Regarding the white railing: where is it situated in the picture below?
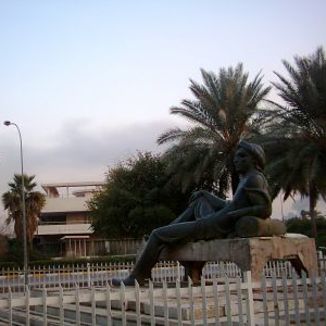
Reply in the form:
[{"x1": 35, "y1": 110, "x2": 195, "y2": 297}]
[
  {"x1": 318, "y1": 249, "x2": 326, "y2": 272},
  {"x1": 0, "y1": 250, "x2": 324, "y2": 293},
  {"x1": 0, "y1": 271, "x2": 325, "y2": 325},
  {"x1": 0, "y1": 261, "x2": 243, "y2": 293},
  {"x1": 36, "y1": 223, "x2": 93, "y2": 235},
  {"x1": 0, "y1": 256, "x2": 322, "y2": 294},
  {"x1": 0, "y1": 262, "x2": 132, "y2": 293}
]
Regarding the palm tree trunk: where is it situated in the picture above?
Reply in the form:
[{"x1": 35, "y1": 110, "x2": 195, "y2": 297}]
[{"x1": 309, "y1": 183, "x2": 318, "y2": 239}]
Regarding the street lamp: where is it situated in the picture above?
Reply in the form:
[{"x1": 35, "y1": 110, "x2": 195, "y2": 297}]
[{"x1": 3, "y1": 121, "x2": 28, "y2": 287}]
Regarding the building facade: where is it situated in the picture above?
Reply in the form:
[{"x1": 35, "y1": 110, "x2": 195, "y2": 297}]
[{"x1": 35, "y1": 181, "x2": 105, "y2": 258}]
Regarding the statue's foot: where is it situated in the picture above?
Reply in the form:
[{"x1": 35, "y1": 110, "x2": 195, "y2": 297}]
[{"x1": 111, "y1": 275, "x2": 144, "y2": 287}]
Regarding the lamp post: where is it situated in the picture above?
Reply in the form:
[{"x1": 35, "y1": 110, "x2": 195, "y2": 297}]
[{"x1": 3, "y1": 121, "x2": 28, "y2": 287}]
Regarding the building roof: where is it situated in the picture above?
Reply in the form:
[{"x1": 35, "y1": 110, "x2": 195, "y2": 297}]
[
  {"x1": 41, "y1": 181, "x2": 105, "y2": 197},
  {"x1": 41, "y1": 181, "x2": 105, "y2": 189},
  {"x1": 60, "y1": 235, "x2": 90, "y2": 240}
]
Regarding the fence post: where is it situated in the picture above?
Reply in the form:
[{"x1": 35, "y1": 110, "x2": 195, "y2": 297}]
[
  {"x1": 177, "y1": 261, "x2": 181, "y2": 282},
  {"x1": 25, "y1": 285, "x2": 30, "y2": 326},
  {"x1": 8, "y1": 286, "x2": 12, "y2": 325},
  {"x1": 87, "y1": 262, "x2": 91, "y2": 287},
  {"x1": 91, "y1": 286, "x2": 96, "y2": 325},
  {"x1": 318, "y1": 250, "x2": 324, "y2": 274},
  {"x1": 59, "y1": 285, "x2": 64, "y2": 324},
  {"x1": 243, "y1": 271, "x2": 255, "y2": 326},
  {"x1": 42, "y1": 286, "x2": 47, "y2": 326}
]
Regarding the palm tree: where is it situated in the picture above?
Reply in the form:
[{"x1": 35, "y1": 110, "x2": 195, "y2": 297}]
[
  {"x1": 158, "y1": 64, "x2": 271, "y2": 197},
  {"x1": 2, "y1": 174, "x2": 45, "y2": 250},
  {"x1": 265, "y1": 47, "x2": 326, "y2": 238}
]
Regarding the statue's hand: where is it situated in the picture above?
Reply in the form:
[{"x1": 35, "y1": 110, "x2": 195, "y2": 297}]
[
  {"x1": 227, "y1": 210, "x2": 243, "y2": 219},
  {"x1": 227, "y1": 207, "x2": 253, "y2": 222}
]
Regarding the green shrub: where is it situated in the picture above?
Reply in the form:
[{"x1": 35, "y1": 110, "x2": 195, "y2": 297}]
[{"x1": 286, "y1": 216, "x2": 326, "y2": 247}]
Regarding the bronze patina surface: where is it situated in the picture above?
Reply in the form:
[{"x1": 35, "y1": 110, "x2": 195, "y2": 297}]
[{"x1": 112, "y1": 141, "x2": 288, "y2": 286}]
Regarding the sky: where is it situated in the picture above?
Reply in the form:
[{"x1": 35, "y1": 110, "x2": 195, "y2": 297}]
[{"x1": 0, "y1": 0, "x2": 326, "y2": 227}]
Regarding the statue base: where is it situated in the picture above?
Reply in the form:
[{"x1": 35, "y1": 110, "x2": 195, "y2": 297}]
[{"x1": 158, "y1": 235, "x2": 318, "y2": 283}]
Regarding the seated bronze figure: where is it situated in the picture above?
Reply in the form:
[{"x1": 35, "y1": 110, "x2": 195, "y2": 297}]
[{"x1": 112, "y1": 141, "x2": 282, "y2": 286}]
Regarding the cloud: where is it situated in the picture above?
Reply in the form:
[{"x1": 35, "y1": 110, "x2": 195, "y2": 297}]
[
  {"x1": 271, "y1": 193, "x2": 326, "y2": 220},
  {"x1": 0, "y1": 118, "x2": 176, "y2": 190},
  {"x1": 2, "y1": 117, "x2": 324, "y2": 228},
  {"x1": 0, "y1": 118, "x2": 179, "y2": 228}
]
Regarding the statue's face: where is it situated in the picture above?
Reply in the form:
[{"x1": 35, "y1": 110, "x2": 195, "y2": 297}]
[{"x1": 233, "y1": 148, "x2": 255, "y2": 174}]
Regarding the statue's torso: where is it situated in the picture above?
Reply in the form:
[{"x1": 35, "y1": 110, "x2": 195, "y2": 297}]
[{"x1": 196, "y1": 170, "x2": 271, "y2": 239}]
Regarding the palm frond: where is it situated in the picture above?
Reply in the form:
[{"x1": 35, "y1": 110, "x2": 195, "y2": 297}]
[{"x1": 158, "y1": 64, "x2": 271, "y2": 195}]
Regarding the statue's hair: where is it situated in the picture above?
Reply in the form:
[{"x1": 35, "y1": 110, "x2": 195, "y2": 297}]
[{"x1": 237, "y1": 141, "x2": 265, "y2": 171}]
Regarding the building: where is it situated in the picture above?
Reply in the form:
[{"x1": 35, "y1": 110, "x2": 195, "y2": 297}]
[{"x1": 35, "y1": 181, "x2": 105, "y2": 257}]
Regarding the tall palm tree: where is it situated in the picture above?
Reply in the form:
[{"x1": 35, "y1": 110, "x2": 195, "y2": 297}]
[
  {"x1": 265, "y1": 47, "x2": 326, "y2": 238},
  {"x1": 158, "y1": 64, "x2": 271, "y2": 197},
  {"x1": 2, "y1": 174, "x2": 45, "y2": 250}
]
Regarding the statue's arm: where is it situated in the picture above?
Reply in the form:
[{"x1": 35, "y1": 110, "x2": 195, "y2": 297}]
[
  {"x1": 227, "y1": 204, "x2": 270, "y2": 221},
  {"x1": 203, "y1": 191, "x2": 227, "y2": 207},
  {"x1": 228, "y1": 173, "x2": 271, "y2": 220},
  {"x1": 190, "y1": 190, "x2": 226, "y2": 208}
]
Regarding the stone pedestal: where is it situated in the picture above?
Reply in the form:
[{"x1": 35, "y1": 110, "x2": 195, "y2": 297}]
[{"x1": 158, "y1": 236, "x2": 318, "y2": 282}]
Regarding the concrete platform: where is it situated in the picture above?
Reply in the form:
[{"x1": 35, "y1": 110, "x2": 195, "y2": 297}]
[{"x1": 159, "y1": 236, "x2": 318, "y2": 282}]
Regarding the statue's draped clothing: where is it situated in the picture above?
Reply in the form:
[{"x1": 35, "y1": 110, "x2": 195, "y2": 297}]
[{"x1": 132, "y1": 170, "x2": 271, "y2": 279}]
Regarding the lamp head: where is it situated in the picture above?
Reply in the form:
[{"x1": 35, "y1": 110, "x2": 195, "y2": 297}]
[{"x1": 4, "y1": 121, "x2": 11, "y2": 126}]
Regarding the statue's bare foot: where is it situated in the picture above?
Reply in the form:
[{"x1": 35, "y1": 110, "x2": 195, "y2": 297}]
[{"x1": 111, "y1": 275, "x2": 144, "y2": 286}]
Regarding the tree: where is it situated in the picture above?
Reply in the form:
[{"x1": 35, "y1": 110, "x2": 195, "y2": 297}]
[
  {"x1": 88, "y1": 152, "x2": 190, "y2": 238},
  {"x1": 265, "y1": 47, "x2": 326, "y2": 238},
  {"x1": 286, "y1": 214, "x2": 326, "y2": 247},
  {"x1": 158, "y1": 64, "x2": 270, "y2": 197},
  {"x1": 2, "y1": 174, "x2": 45, "y2": 250}
]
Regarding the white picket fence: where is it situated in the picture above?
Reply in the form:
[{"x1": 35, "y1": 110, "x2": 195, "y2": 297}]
[
  {"x1": 0, "y1": 261, "x2": 238, "y2": 293},
  {"x1": 0, "y1": 250, "x2": 324, "y2": 325},
  {"x1": 0, "y1": 270, "x2": 325, "y2": 325},
  {"x1": 0, "y1": 259, "x2": 302, "y2": 293}
]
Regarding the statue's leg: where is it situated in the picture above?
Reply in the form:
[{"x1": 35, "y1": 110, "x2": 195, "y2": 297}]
[
  {"x1": 194, "y1": 196, "x2": 217, "y2": 220},
  {"x1": 170, "y1": 193, "x2": 226, "y2": 225},
  {"x1": 169, "y1": 206, "x2": 195, "y2": 224},
  {"x1": 131, "y1": 221, "x2": 200, "y2": 281}
]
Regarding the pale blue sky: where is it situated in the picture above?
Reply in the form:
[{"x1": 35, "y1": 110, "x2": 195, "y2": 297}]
[{"x1": 0, "y1": 0, "x2": 325, "y2": 222}]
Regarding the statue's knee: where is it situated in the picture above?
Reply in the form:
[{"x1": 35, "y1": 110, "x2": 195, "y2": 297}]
[{"x1": 149, "y1": 228, "x2": 161, "y2": 241}]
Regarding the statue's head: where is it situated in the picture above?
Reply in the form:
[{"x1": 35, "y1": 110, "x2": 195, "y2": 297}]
[{"x1": 234, "y1": 141, "x2": 266, "y2": 173}]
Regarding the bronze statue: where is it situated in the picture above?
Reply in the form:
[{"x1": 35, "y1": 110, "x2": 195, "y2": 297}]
[{"x1": 112, "y1": 141, "x2": 273, "y2": 286}]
